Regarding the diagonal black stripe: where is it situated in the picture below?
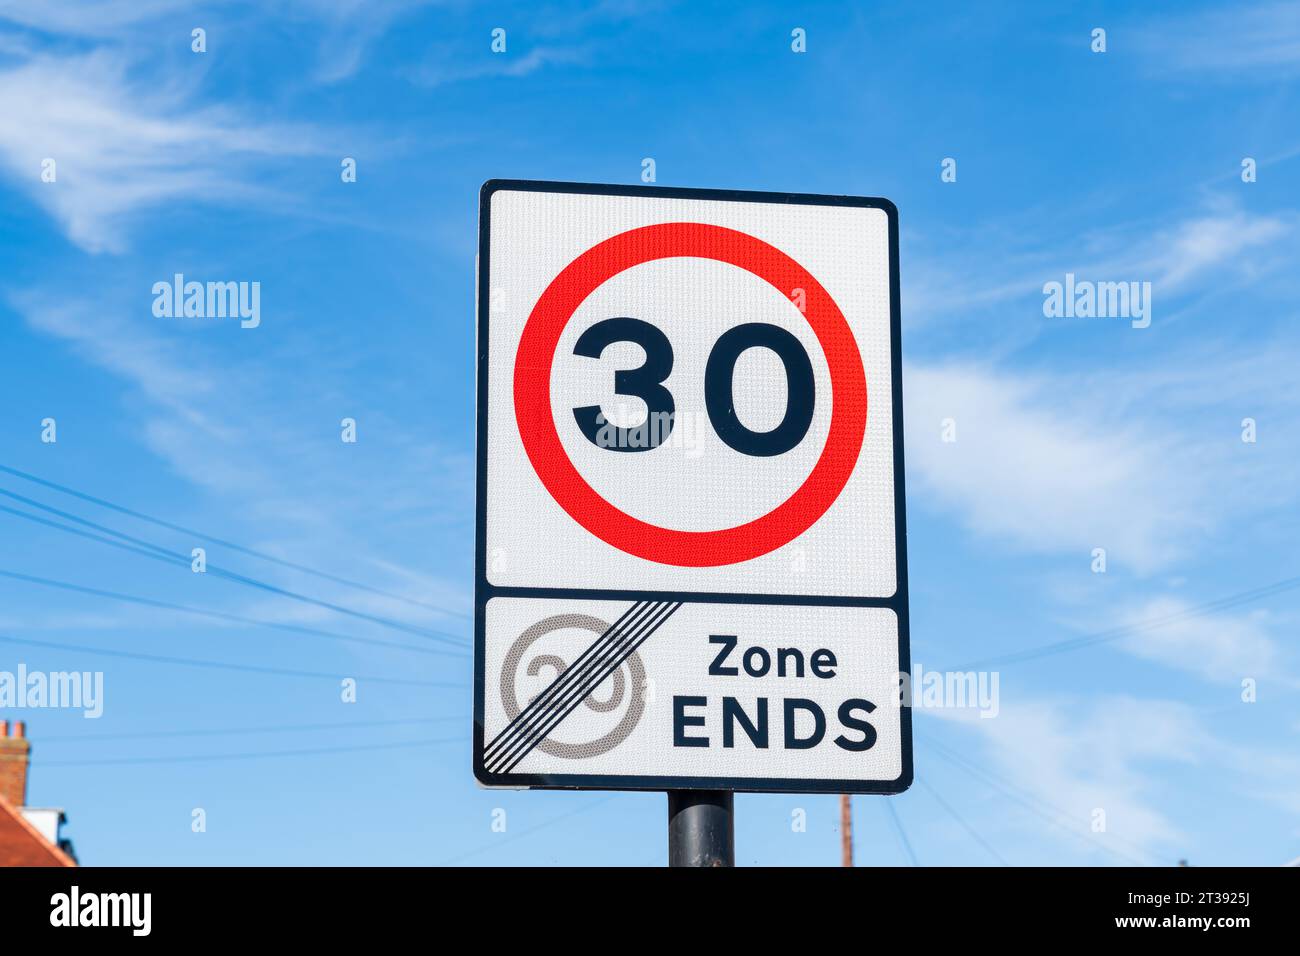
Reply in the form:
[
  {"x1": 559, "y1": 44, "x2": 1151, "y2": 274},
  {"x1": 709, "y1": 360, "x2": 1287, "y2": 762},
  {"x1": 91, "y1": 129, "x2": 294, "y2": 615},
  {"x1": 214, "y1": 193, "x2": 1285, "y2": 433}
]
[
  {"x1": 497, "y1": 601, "x2": 680, "y2": 774},
  {"x1": 483, "y1": 601, "x2": 648, "y2": 761},
  {"x1": 483, "y1": 601, "x2": 649, "y2": 759},
  {"x1": 484, "y1": 602, "x2": 658, "y2": 770},
  {"x1": 486, "y1": 601, "x2": 669, "y2": 773},
  {"x1": 498, "y1": 602, "x2": 682, "y2": 774},
  {"x1": 499, "y1": 601, "x2": 678, "y2": 766},
  {"x1": 493, "y1": 601, "x2": 677, "y2": 772}
]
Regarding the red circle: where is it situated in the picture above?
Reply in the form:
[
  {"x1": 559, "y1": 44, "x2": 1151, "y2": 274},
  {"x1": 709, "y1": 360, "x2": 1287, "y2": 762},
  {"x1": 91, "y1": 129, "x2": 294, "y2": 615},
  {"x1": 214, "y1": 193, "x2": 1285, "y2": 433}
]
[{"x1": 513, "y1": 221, "x2": 866, "y2": 567}]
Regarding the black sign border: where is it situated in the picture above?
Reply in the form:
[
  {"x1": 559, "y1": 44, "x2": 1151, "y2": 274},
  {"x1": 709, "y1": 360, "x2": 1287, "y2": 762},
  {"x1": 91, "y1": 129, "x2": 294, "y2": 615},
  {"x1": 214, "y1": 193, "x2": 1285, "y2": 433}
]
[{"x1": 474, "y1": 179, "x2": 911, "y2": 795}]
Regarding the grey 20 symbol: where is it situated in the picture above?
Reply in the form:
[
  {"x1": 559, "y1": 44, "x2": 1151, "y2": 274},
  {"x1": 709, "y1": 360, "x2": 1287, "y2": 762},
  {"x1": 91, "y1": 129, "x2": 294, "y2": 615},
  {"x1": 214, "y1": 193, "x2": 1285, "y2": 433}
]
[
  {"x1": 572, "y1": 317, "x2": 816, "y2": 457},
  {"x1": 501, "y1": 614, "x2": 647, "y2": 758}
]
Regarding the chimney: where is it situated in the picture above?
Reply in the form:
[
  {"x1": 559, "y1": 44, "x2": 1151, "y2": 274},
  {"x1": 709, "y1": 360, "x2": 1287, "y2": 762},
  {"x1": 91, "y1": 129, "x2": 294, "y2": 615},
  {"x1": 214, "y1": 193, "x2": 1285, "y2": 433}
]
[{"x1": 0, "y1": 720, "x2": 31, "y2": 807}]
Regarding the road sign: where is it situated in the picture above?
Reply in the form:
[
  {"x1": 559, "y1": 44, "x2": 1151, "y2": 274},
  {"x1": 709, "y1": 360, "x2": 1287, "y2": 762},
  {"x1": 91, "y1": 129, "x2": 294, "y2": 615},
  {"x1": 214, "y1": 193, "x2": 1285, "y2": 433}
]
[{"x1": 474, "y1": 180, "x2": 910, "y2": 794}]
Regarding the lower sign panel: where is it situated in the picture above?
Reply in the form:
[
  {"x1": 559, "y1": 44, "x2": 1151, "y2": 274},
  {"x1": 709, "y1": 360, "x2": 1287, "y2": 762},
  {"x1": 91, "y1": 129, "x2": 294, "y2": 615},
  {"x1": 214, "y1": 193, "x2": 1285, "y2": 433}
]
[{"x1": 476, "y1": 597, "x2": 910, "y2": 793}]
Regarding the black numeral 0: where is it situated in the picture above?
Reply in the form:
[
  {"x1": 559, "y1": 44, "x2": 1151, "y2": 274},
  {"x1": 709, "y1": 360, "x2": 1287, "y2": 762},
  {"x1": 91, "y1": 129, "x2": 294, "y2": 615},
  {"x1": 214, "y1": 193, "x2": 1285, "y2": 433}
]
[
  {"x1": 574, "y1": 318, "x2": 814, "y2": 457},
  {"x1": 704, "y1": 323, "x2": 814, "y2": 457}
]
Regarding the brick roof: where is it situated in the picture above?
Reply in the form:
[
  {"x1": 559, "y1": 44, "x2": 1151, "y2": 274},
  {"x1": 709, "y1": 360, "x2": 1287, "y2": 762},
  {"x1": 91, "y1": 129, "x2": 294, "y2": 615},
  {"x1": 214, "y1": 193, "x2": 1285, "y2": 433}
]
[{"x1": 0, "y1": 795, "x2": 75, "y2": 867}]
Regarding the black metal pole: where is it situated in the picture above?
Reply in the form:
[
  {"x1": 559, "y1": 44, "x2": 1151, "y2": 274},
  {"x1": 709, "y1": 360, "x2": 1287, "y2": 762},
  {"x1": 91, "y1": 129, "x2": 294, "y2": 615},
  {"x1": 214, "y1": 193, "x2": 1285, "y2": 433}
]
[{"x1": 667, "y1": 790, "x2": 734, "y2": 866}]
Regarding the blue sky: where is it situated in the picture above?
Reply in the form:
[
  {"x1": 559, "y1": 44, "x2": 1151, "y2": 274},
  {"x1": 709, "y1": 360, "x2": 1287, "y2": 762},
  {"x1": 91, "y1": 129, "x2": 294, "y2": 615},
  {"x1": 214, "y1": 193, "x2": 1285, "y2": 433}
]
[{"x1": 1, "y1": 0, "x2": 1298, "y2": 866}]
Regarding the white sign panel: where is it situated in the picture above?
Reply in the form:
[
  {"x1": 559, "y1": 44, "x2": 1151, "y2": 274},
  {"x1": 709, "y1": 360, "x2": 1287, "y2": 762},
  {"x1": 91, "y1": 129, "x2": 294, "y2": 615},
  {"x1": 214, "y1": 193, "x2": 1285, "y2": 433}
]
[{"x1": 475, "y1": 181, "x2": 910, "y2": 793}]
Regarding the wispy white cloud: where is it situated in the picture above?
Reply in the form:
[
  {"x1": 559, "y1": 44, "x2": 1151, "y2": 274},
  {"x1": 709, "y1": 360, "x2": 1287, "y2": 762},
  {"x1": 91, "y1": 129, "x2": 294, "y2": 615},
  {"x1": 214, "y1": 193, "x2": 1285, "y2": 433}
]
[
  {"x1": 904, "y1": 361, "x2": 1209, "y2": 572},
  {"x1": 1115, "y1": 598, "x2": 1290, "y2": 686},
  {"x1": 906, "y1": 316, "x2": 1300, "y2": 572},
  {"x1": 0, "y1": 0, "x2": 431, "y2": 80},
  {"x1": 931, "y1": 690, "x2": 1300, "y2": 862},
  {"x1": 8, "y1": 291, "x2": 472, "y2": 606},
  {"x1": 407, "y1": 44, "x2": 589, "y2": 88},
  {"x1": 0, "y1": 49, "x2": 330, "y2": 252},
  {"x1": 268, "y1": 0, "x2": 441, "y2": 83},
  {"x1": 0, "y1": 0, "x2": 189, "y2": 37},
  {"x1": 12, "y1": 293, "x2": 272, "y2": 491},
  {"x1": 0, "y1": 0, "x2": 452, "y2": 251},
  {"x1": 927, "y1": 695, "x2": 1206, "y2": 860},
  {"x1": 905, "y1": 205, "x2": 1294, "y2": 335},
  {"x1": 1137, "y1": 1, "x2": 1300, "y2": 78},
  {"x1": 1140, "y1": 208, "x2": 1291, "y2": 290},
  {"x1": 401, "y1": 0, "x2": 663, "y2": 88}
]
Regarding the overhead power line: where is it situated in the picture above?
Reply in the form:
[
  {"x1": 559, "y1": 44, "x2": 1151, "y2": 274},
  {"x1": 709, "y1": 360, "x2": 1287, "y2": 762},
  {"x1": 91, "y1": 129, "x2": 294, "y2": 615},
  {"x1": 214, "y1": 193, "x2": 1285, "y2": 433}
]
[
  {"x1": 916, "y1": 777, "x2": 1009, "y2": 866},
  {"x1": 0, "y1": 631, "x2": 464, "y2": 688},
  {"x1": 945, "y1": 572, "x2": 1300, "y2": 671},
  {"x1": 35, "y1": 715, "x2": 465, "y2": 743},
  {"x1": 0, "y1": 498, "x2": 468, "y2": 649},
  {"x1": 884, "y1": 800, "x2": 919, "y2": 866},
  {"x1": 436, "y1": 794, "x2": 619, "y2": 866},
  {"x1": 0, "y1": 567, "x2": 468, "y2": 660},
  {"x1": 921, "y1": 733, "x2": 1155, "y2": 867},
  {"x1": 0, "y1": 463, "x2": 470, "y2": 621},
  {"x1": 31, "y1": 736, "x2": 463, "y2": 767}
]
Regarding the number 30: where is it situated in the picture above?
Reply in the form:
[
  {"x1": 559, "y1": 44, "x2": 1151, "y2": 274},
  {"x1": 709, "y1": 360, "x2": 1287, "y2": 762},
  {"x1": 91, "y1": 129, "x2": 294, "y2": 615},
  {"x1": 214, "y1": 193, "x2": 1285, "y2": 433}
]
[{"x1": 572, "y1": 318, "x2": 815, "y2": 457}]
